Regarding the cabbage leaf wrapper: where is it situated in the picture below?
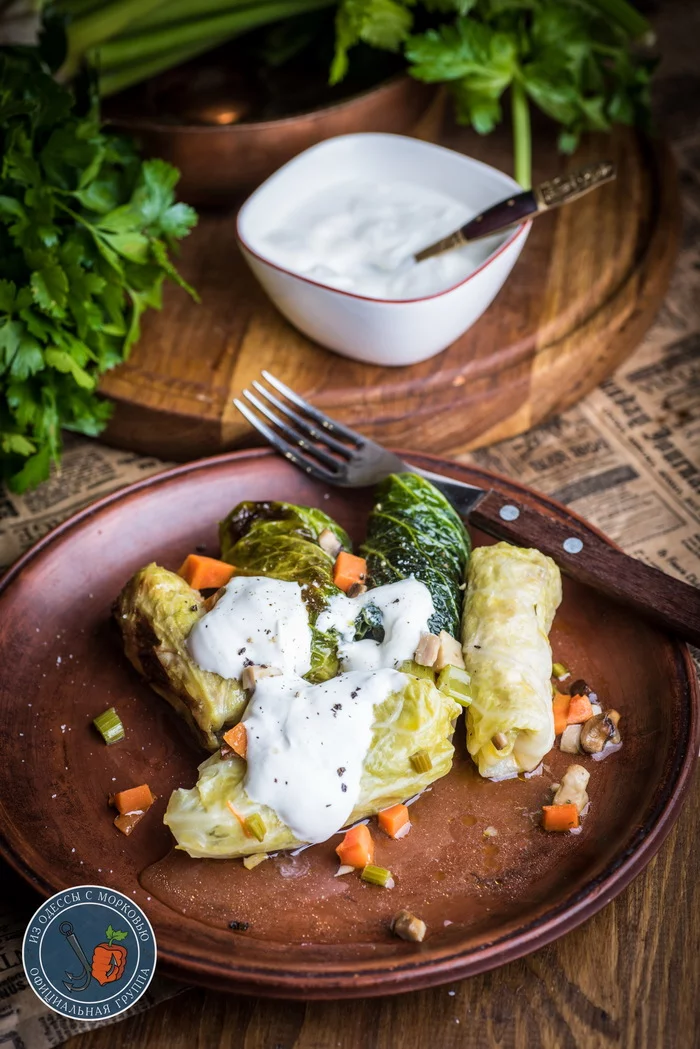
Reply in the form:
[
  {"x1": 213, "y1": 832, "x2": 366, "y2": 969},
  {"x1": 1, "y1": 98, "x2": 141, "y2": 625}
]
[
  {"x1": 164, "y1": 676, "x2": 461, "y2": 858},
  {"x1": 361, "y1": 473, "x2": 470, "y2": 637},
  {"x1": 115, "y1": 563, "x2": 246, "y2": 751},
  {"x1": 220, "y1": 501, "x2": 351, "y2": 681},
  {"x1": 461, "y1": 542, "x2": 562, "y2": 779}
]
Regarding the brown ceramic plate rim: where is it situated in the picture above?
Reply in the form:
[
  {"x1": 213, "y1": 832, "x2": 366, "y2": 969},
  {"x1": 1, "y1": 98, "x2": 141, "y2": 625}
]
[{"x1": 0, "y1": 448, "x2": 697, "y2": 999}]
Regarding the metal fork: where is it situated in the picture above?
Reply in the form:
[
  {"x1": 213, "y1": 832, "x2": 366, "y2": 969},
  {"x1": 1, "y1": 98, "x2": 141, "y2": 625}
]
[
  {"x1": 233, "y1": 370, "x2": 481, "y2": 507},
  {"x1": 233, "y1": 371, "x2": 700, "y2": 647}
]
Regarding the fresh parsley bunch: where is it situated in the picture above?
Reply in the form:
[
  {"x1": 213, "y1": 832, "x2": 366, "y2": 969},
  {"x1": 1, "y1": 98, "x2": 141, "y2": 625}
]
[
  {"x1": 0, "y1": 47, "x2": 197, "y2": 492},
  {"x1": 332, "y1": 0, "x2": 655, "y2": 188}
]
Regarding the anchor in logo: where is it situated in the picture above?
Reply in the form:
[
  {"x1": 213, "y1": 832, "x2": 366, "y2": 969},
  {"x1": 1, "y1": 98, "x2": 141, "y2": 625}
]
[{"x1": 59, "y1": 922, "x2": 129, "y2": 991}]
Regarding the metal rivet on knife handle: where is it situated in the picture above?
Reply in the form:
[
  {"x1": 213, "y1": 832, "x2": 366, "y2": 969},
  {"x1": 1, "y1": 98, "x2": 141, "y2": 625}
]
[
  {"x1": 563, "y1": 537, "x2": 584, "y2": 554},
  {"x1": 499, "y1": 505, "x2": 520, "y2": 521}
]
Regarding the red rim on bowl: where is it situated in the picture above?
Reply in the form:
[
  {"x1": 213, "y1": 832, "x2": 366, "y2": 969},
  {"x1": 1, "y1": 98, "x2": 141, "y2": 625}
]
[{"x1": 0, "y1": 449, "x2": 696, "y2": 999}]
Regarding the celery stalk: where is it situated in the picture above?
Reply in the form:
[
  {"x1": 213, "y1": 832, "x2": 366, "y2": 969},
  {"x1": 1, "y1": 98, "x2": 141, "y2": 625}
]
[
  {"x1": 398, "y1": 659, "x2": 435, "y2": 682},
  {"x1": 125, "y1": 0, "x2": 262, "y2": 34},
  {"x1": 511, "y1": 79, "x2": 531, "y2": 190},
  {"x1": 98, "y1": 37, "x2": 224, "y2": 95},
  {"x1": 361, "y1": 864, "x2": 395, "y2": 888},
  {"x1": 60, "y1": 0, "x2": 171, "y2": 77},
  {"x1": 436, "y1": 664, "x2": 472, "y2": 707},
  {"x1": 95, "y1": 0, "x2": 334, "y2": 70},
  {"x1": 410, "y1": 750, "x2": 432, "y2": 773}
]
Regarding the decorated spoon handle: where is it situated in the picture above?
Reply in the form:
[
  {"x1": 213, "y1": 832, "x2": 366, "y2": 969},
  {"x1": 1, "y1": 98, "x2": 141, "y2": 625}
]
[{"x1": 415, "y1": 160, "x2": 617, "y2": 262}]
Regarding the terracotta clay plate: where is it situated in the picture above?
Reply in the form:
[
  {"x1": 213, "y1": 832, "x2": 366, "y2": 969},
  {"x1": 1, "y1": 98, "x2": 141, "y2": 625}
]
[{"x1": 0, "y1": 450, "x2": 697, "y2": 999}]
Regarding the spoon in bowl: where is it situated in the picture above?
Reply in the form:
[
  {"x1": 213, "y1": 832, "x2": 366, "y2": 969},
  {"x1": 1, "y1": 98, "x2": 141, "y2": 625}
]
[{"x1": 414, "y1": 159, "x2": 616, "y2": 263}]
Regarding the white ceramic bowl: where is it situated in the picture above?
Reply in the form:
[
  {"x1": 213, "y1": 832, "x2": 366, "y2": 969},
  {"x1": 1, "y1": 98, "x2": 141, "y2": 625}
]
[{"x1": 237, "y1": 133, "x2": 530, "y2": 367}]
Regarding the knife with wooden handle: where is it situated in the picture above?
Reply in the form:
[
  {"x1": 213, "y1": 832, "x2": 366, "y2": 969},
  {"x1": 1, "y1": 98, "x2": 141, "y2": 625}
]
[{"x1": 415, "y1": 467, "x2": 700, "y2": 648}]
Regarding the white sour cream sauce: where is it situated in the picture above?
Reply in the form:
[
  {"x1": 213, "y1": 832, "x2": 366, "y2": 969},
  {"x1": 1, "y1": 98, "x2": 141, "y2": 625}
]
[
  {"x1": 261, "y1": 180, "x2": 500, "y2": 300},
  {"x1": 242, "y1": 669, "x2": 408, "y2": 843},
  {"x1": 187, "y1": 574, "x2": 436, "y2": 843},
  {"x1": 186, "y1": 576, "x2": 311, "y2": 680},
  {"x1": 317, "y1": 577, "x2": 435, "y2": 672}
]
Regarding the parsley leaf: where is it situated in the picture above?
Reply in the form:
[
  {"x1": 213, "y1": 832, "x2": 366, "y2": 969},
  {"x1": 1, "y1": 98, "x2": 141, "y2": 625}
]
[
  {"x1": 334, "y1": 0, "x2": 654, "y2": 187},
  {"x1": 0, "y1": 48, "x2": 197, "y2": 492}
]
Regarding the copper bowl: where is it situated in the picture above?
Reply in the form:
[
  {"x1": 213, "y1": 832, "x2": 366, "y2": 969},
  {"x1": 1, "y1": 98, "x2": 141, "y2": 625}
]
[{"x1": 106, "y1": 60, "x2": 440, "y2": 207}]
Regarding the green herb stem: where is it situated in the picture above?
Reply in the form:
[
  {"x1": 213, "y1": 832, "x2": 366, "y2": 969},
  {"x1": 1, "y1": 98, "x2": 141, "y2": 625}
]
[
  {"x1": 124, "y1": 0, "x2": 266, "y2": 34},
  {"x1": 587, "y1": 0, "x2": 655, "y2": 44},
  {"x1": 98, "y1": 37, "x2": 225, "y2": 95},
  {"x1": 93, "y1": 0, "x2": 333, "y2": 70},
  {"x1": 58, "y1": 0, "x2": 109, "y2": 17},
  {"x1": 61, "y1": 0, "x2": 172, "y2": 78},
  {"x1": 511, "y1": 79, "x2": 531, "y2": 190}
]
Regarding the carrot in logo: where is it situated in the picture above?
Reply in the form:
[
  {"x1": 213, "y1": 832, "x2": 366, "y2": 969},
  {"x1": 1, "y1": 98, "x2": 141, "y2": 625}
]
[{"x1": 91, "y1": 925, "x2": 129, "y2": 985}]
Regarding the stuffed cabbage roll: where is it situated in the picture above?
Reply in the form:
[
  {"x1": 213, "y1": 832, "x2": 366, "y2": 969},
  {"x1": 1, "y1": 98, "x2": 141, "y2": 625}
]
[
  {"x1": 165, "y1": 673, "x2": 461, "y2": 858},
  {"x1": 115, "y1": 563, "x2": 246, "y2": 751},
  {"x1": 361, "y1": 473, "x2": 470, "y2": 637},
  {"x1": 220, "y1": 501, "x2": 351, "y2": 681},
  {"x1": 461, "y1": 542, "x2": 562, "y2": 778}
]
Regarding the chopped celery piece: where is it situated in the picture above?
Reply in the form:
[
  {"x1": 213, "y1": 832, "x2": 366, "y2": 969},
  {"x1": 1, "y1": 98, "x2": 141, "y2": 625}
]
[
  {"x1": 410, "y1": 749, "x2": 432, "y2": 773},
  {"x1": 398, "y1": 660, "x2": 435, "y2": 681},
  {"x1": 243, "y1": 853, "x2": 268, "y2": 870},
  {"x1": 93, "y1": 706, "x2": 125, "y2": 745},
  {"x1": 437, "y1": 665, "x2": 472, "y2": 707},
  {"x1": 361, "y1": 864, "x2": 395, "y2": 888},
  {"x1": 244, "y1": 813, "x2": 266, "y2": 842},
  {"x1": 552, "y1": 662, "x2": 570, "y2": 680}
]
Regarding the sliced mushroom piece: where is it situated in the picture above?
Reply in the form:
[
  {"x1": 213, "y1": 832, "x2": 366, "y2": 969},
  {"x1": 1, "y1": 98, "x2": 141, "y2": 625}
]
[
  {"x1": 347, "y1": 582, "x2": 368, "y2": 598},
  {"x1": 552, "y1": 763, "x2": 590, "y2": 813},
  {"x1": 560, "y1": 723, "x2": 582, "y2": 754},
  {"x1": 241, "y1": 664, "x2": 283, "y2": 692},
  {"x1": 434, "y1": 630, "x2": 465, "y2": 671},
  {"x1": 414, "y1": 632, "x2": 440, "y2": 668},
  {"x1": 201, "y1": 587, "x2": 226, "y2": 613},
  {"x1": 579, "y1": 710, "x2": 621, "y2": 754},
  {"x1": 319, "y1": 528, "x2": 343, "y2": 558},
  {"x1": 391, "y1": 909, "x2": 427, "y2": 943}
]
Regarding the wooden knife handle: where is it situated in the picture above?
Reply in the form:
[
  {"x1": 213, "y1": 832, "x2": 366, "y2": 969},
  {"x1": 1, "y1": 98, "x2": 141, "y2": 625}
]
[{"x1": 470, "y1": 489, "x2": 700, "y2": 648}]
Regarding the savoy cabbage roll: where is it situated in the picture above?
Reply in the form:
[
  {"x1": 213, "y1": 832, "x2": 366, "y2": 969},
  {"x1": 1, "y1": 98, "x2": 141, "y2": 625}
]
[
  {"x1": 361, "y1": 473, "x2": 471, "y2": 637},
  {"x1": 462, "y1": 542, "x2": 562, "y2": 778},
  {"x1": 219, "y1": 501, "x2": 351, "y2": 681},
  {"x1": 165, "y1": 674, "x2": 461, "y2": 858},
  {"x1": 116, "y1": 564, "x2": 246, "y2": 751}
]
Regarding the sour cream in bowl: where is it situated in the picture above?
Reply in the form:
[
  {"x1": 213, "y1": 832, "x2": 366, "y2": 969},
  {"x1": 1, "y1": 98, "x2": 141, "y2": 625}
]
[{"x1": 236, "y1": 133, "x2": 530, "y2": 367}]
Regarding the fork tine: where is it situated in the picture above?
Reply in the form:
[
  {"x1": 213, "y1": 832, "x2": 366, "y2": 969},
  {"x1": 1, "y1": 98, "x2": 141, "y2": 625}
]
[
  {"x1": 242, "y1": 391, "x2": 345, "y2": 474},
  {"x1": 233, "y1": 399, "x2": 337, "y2": 484},
  {"x1": 261, "y1": 370, "x2": 364, "y2": 446},
  {"x1": 251, "y1": 381, "x2": 353, "y2": 459}
]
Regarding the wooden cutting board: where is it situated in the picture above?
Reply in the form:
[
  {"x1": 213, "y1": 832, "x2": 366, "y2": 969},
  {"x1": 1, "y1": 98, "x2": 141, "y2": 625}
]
[{"x1": 100, "y1": 117, "x2": 680, "y2": 461}]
